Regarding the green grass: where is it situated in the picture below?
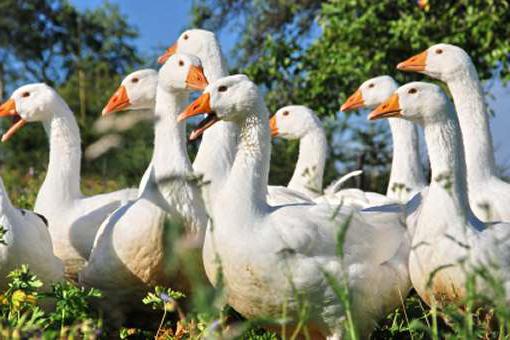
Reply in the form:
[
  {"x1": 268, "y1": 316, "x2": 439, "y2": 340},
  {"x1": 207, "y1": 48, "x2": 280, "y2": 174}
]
[{"x1": 1, "y1": 265, "x2": 507, "y2": 339}]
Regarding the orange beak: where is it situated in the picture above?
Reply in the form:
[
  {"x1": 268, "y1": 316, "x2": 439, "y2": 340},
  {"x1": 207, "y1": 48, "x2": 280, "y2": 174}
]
[
  {"x1": 186, "y1": 65, "x2": 209, "y2": 90},
  {"x1": 0, "y1": 99, "x2": 26, "y2": 142},
  {"x1": 397, "y1": 51, "x2": 428, "y2": 72},
  {"x1": 102, "y1": 85, "x2": 130, "y2": 116},
  {"x1": 340, "y1": 89, "x2": 365, "y2": 112},
  {"x1": 157, "y1": 43, "x2": 177, "y2": 64},
  {"x1": 269, "y1": 116, "x2": 279, "y2": 137},
  {"x1": 368, "y1": 93, "x2": 402, "y2": 121},
  {"x1": 177, "y1": 93, "x2": 219, "y2": 141}
]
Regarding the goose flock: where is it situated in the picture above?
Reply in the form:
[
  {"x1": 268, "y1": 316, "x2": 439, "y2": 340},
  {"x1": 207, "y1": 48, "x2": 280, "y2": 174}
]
[{"x1": 0, "y1": 28, "x2": 509, "y2": 338}]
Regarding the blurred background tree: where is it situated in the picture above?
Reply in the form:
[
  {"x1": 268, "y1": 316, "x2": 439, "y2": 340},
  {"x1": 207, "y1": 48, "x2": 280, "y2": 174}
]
[
  {"x1": 193, "y1": 0, "x2": 510, "y2": 192},
  {"x1": 0, "y1": 0, "x2": 150, "y2": 202}
]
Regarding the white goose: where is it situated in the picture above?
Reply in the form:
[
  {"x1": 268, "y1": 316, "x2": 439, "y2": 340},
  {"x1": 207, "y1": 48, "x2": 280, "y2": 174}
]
[
  {"x1": 80, "y1": 53, "x2": 208, "y2": 319},
  {"x1": 0, "y1": 176, "x2": 64, "y2": 289},
  {"x1": 101, "y1": 68, "x2": 158, "y2": 196},
  {"x1": 0, "y1": 85, "x2": 138, "y2": 279},
  {"x1": 369, "y1": 82, "x2": 510, "y2": 307},
  {"x1": 341, "y1": 76, "x2": 427, "y2": 203},
  {"x1": 270, "y1": 105, "x2": 390, "y2": 208},
  {"x1": 159, "y1": 29, "x2": 312, "y2": 206},
  {"x1": 270, "y1": 105, "x2": 329, "y2": 197},
  {"x1": 397, "y1": 44, "x2": 510, "y2": 222},
  {"x1": 178, "y1": 75, "x2": 411, "y2": 339}
]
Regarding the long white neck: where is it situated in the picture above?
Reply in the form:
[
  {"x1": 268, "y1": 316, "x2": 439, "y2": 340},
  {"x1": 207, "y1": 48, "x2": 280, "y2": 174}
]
[
  {"x1": 217, "y1": 99, "x2": 270, "y2": 221},
  {"x1": 150, "y1": 86, "x2": 207, "y2": 233},
  {"x1": 422, "y1": 109, "x2": 471, "y2": 221},
  {"x1": 192, "y1": 40, "x2": 239, "y2": 200},
  {"x1": 152, "y1": 86, "x2": 193, "y2": 188},
  {"x1": 288, "y1": 126, "x2": 327, "y2": 197},
  {"x1": 38, "y1": 103, "x2": 82, "y2": 202},
  {"x1": 201, "y1": 39, "x2": 229, "y2": 83},
  {"x1": 0, "y1": 179, "x2": 14, "y2": 215},
  {"x1": 446, "y1": 64, "x2": 496, "y2": 184},
  {"x1": 386, "y1": 118, "x2": 426, "y2": 200}
]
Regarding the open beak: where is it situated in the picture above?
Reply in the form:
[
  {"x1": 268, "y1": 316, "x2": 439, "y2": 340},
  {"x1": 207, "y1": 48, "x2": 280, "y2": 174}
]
[
  {"x1": 177, "y1": 93, "x2": 219, "y2": 141},
  {"x1": 0, "y1": 99, "x2": 26, "y2": 142},
  {"x1": 186, "y1": 65, "x2": 209, "y2": 90},
  {"x1": 340, "y1": 89, "x2": 364, "y2": 112},
  {"x1": 102, "y1": 85, "x2": 130, "y2": 116},
  {"x1": 397, "y1": 51, "x2": 428, "y2": 72},
  {"x1": 269, "y1": 116, "x2": 279, "y2": 137},
  {"x1": 368, "y1": 94, "x2": 402, "y2": 121},
  {"x1": 157, "y1": 43, "x2": 177, "y2": 64}
]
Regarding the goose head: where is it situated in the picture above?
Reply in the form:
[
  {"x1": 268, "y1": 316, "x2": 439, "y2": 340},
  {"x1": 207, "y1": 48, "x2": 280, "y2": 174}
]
[
  {"x1": 397, "y1": 44, "x2": 472, "y2": 81},
  {"x1": 177, "y1": 74, "x2": 258, "y2": 140},
  {"x1": 157, "y1": 53, "x2": 208, "y2": 93},
  {"x1": 158, "y1": 29, "x2": 217, "y2": 64},
  {"x1": 102, "y1": 69, "x2": 158, "y2": 115},
  {"x1": 269, "y1": 105, "x2": 322, "y2": 139},
  {"x1": 0, "y1": 83, "x2": 66, "y2": 142},
  {"x1": 341, "y1": 76, "x2": 399, "y2": 111},
  {"x1": 368, "y1": 82, "x2": 450, "y2": 125}
]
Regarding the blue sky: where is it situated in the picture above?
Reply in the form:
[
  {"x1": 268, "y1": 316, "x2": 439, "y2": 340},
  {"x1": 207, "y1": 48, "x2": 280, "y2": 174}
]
[
  {"x1": 71, "y1": 0, "x2": 237, "y2": 58},
  {"x1": 71, "y1": 0, "x2": 193, "y2": 52},
  {"x1": 70, "y1": 0, "x2": 510, "y2": 173}
]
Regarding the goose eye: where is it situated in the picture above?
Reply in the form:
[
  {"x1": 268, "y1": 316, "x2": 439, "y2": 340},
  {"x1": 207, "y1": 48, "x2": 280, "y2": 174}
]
[
  {"x1": 131, "y1": 77, "x2": 139, "y2": 83},
  {"x1": 282, "y1": 111, "x2": 290, "y2": 116},
  {"x1": 436, "y1": 49, "x2": 443, "y2": 54},
  {"x1": 408, "y1": 88, "x2": 417, "y2": 94},
  {"x1": 368, "y1": 83, "x2": 375, "y2": 88},
  {"x1": 218, "y1": 85, "x2": 228, "y2": 92},
  {"x1": 21, "y1": 92, "x2": 30, "y2": 98},
  {"x1": 183, "y1": 34, "x2": 189, "y2": 40},
  {"x1": 179, "y1": 60, "x2": 184, "y2": 67}
]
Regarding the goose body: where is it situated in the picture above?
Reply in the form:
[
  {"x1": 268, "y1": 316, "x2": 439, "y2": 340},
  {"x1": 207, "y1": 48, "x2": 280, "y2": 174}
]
[
  {"x1": 0, "y1": 85, "x2": 137, "y2": 279},
  {"x1": 179, "y1": 75, "x2": 411, "y2": 338},
  {"x1": 0, "y1": 177, "x2": 64, "y2": 289},
  {"x1": 80, "y1": 54, "x2": 209, "y2": 317},
  {"x1": 341, "y1": 76, "x2": 427, "y2": 203},
  {"x1": 398, "y1": 44, "x2": 510, "y2": 222},
  {"x1": 369, "y1": 82, "x2": 510, "y2": 307}
]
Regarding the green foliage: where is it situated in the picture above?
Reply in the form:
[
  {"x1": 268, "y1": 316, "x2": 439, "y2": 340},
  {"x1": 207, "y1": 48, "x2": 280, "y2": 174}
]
[
  {"x1": 0, "y1": 265, "x2": 102, "y2": 337},
  {"x1": 143, "y1": 286, "x2": 185, "y2": 312},
  {"x1": 45, "y1": 281, "x2": 101, "y2": 327},
  {"x1": 5, "y1": 265, "x2": 43, "y2": 294},
  {"x1": 194, "y1": 0, "x2": 510, "y2": 192},
  {"x1": 192, "y1": 0, "x2": 321, "y2": 65},
  {"x1": 1, "y1": 265, "x2": 44, "y2": 329},
  {"x1": 0, "y1": 0, "x2": 140, "y2": 86}
]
